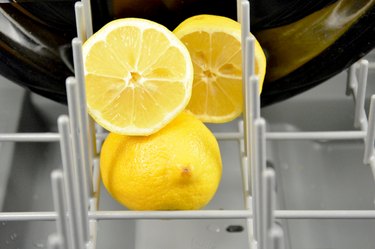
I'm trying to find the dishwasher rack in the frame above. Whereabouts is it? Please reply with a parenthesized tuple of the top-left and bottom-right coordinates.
(0, 1, 375, 249)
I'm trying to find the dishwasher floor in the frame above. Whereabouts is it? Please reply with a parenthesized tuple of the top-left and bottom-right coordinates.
(1, 64, 375, 249)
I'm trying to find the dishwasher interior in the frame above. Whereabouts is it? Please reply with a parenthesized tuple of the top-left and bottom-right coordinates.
(1, 1, 375, 249)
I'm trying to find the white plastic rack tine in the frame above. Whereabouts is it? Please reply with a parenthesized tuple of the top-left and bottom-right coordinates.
(241, 1, 250, 37)
(51, 170, 70, 249)
(269, 225, 285, 249)
(244, 37, 254, 89)
(47, 234, 63, 249)
(241, 0, 251, 158)
(364, 95, 375, 164)
(87, 219, 97, 249)
(263, 169, 276, 249)
(249, 76, 260, 243)
(241, 156, 250, 207)
(346, 63, 356, 96)
(66, 77, 90, 243)
(90, 197, 98, 213)
(250, 76, 260, 119)
(72, 39, 95, 195)
(243, 148, 252, 247)
(89, 195, 98, 249)
(354, 60, 369, 129)
(92, 158, 101, 195)
(74, 2, 86, 41)
(253, 118, 267, 247)
(88, 158, 100, 249)
(239, 122, 246, 155)
(246, 36, 255, 78)
(244, 43, 257, 163)
(250, 76, 260, 215)
(236, 0, 242, 22)
(246, 220, 255, 249)
(57, 115, 82, 249)
(82, 0, 93, 38)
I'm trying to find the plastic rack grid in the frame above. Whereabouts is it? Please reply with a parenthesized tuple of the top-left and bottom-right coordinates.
(0, 1, 375, 249)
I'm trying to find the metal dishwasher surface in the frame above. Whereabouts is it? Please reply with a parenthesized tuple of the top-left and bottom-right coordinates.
(0, 62, 375, 249)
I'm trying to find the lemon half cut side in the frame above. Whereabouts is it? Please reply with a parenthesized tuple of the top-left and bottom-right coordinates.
(173, 15, 266, 123)
(83, 18, 194, 135)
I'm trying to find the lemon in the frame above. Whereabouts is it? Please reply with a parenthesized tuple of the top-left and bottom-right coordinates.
(82, 18, 193, 136)
(173, 15, 266, 123)
(100, 112, 222, 210)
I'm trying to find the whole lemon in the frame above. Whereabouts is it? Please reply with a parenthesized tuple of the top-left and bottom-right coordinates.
(100, 112, 222, 210)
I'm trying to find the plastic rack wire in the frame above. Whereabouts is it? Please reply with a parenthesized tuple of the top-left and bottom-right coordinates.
(0, 1, 374, 249)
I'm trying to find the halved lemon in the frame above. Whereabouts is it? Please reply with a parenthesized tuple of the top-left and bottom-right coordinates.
(173, 15, 266, 123)
(83, 18, 193, 135)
